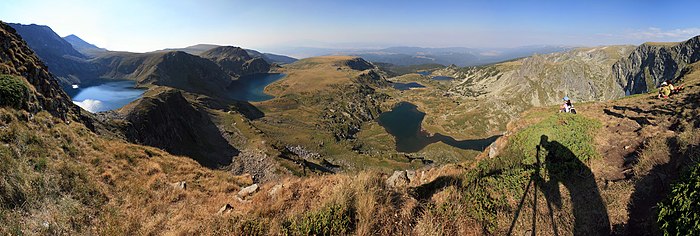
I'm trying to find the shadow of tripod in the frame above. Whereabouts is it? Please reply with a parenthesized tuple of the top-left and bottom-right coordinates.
(507, 139, 560, 236)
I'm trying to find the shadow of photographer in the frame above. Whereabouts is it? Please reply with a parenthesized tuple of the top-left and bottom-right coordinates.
(509, 135, 610, 235)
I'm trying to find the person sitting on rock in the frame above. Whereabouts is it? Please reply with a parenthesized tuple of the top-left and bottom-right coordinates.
(658, 82, 671, 99)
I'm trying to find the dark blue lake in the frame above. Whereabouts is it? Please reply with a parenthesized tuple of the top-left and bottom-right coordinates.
(378, 102, 500, 153)
(431, 76, 455, 81)
(70, 80, 145, 113)
(416, 71, 432, 76)
(228, 73, 286, 102)
(392, 82, 425, 91)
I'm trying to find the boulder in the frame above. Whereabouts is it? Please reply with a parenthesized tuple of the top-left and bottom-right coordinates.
(217, 203, 234, 214)
(237, 184, 259, 198)
(386, 171, 409, 187)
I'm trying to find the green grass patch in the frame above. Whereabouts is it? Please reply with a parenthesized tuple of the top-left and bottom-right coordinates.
(282, 203, 355, 236)
(502, 113, 601, 165)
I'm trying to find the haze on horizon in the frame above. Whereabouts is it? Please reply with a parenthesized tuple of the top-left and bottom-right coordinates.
(1, 0, 699, 55)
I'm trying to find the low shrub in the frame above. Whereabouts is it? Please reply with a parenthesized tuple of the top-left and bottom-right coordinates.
(0, 75, 29, 109)
(657, 162, 700, 236)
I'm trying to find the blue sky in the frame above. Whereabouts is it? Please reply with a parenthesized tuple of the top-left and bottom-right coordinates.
(1, 0, 699, 53)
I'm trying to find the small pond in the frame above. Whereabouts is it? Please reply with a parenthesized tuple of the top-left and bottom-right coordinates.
(378, 102, 500, 152)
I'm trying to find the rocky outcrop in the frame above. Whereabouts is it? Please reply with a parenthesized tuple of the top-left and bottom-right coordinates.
(200, 46, 271, 77)
(0, 21, 80, 119)
(322, 83, 388, 140)
(342, 57, 375, 71)
(386, 170, 410, 187)
(613, 36, 700, 95)
(118, 88, 238, 167)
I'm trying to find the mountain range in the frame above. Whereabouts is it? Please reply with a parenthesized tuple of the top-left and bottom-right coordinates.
(265, 45, 571, 66)
(7, 23, 295, 91)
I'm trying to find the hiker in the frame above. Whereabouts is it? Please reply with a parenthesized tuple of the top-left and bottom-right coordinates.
(668, 81, 684, 94)
(559, 96, 575, 113)
(658, 82, 671, 99)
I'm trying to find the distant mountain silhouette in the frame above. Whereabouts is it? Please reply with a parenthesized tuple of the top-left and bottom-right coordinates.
(63, 34, 107, 57)
(8, 23, 95, 87)
(266, 45, 571, 66)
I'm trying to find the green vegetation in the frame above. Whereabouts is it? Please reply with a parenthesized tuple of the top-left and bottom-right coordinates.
(657, 162, 700, 236)
(502, 113, 601, 165)
(282, 203, 355, 236)
(0, 74, 29, 109)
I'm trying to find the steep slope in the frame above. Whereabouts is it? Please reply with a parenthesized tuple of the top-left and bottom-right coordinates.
(63, 34, 107, 57)
(199, 46, 271, 77)
(613, 35, 700, 95)
(115, 87, 238, 167)
(0, 21, 80, 119)
(7, 23, 94, 87)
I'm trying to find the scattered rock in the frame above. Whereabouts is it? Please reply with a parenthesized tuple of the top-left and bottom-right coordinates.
(237, 184, 259, 198)
(386, 171, 409, 187)
(268, 184, 283, 196)
(217, 203, 234, 214)
(170, 181, 186, 190)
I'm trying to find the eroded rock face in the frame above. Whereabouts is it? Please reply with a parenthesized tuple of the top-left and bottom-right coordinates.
(613, 36, 700, 95)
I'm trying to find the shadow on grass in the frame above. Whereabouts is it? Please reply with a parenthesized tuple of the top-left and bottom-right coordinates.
(508, 135, 610, 235)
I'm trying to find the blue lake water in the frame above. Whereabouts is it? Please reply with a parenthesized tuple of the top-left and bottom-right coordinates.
(392, 82, 425, 91)
(431, 76, 455, 81)
(228, 73, 286, 102)
(70, 80, 145, 113)
(378, 102, 500, 153)
(416, 71, 432, 76)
